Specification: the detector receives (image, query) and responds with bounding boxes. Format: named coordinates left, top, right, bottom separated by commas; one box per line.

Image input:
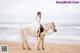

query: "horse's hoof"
left=42, top=48, right=45, bottom=50
left=37, top=48, right=40, bottom=50
left=23, top=47, right=26, bottom=50
left=27, top=47, right=31, bottom=50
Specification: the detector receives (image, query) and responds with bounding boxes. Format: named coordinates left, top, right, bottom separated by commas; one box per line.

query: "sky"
left=0, top=0, right=80, bottom=25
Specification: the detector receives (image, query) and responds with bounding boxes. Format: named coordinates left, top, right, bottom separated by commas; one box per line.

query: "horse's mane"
left=44, top=21, right=53, bottom=27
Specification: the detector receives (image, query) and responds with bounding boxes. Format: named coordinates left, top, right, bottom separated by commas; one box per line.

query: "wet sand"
left=0, top=41, right=80, bottom=53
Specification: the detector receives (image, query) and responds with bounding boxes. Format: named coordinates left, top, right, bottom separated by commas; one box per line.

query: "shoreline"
left=0, top=38, right=80, bottom=46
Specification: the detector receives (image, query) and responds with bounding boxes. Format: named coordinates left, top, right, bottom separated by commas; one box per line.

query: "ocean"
left=0, top=24, right=80, bottom=45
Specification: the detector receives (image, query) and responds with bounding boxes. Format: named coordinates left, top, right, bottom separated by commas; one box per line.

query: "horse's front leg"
left=37, top=37, right=41, bottom=50
left=22, top=41, right=26, bottom=49
left=41, top=34, right=45, bottom=50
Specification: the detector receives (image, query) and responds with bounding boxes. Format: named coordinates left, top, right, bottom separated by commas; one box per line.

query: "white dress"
left=35, top=15, right=41, bottom=33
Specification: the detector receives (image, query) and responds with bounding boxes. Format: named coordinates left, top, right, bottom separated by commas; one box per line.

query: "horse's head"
left=44, top=21, right=57, bottom=33
left=50, top=21, right=57, bottom=32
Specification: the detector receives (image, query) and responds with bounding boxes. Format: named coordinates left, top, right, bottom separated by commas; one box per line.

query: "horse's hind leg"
left=25, top=40, right=31, bottom=50
left=22, top=40, right=31, bottom=50
left=22, top=42, right=26, bottom=49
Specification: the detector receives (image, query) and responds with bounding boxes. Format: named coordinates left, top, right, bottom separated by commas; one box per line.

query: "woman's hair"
left=37, top=12, right=41, bottom=15
left=36, top=12, right=41, bottom=19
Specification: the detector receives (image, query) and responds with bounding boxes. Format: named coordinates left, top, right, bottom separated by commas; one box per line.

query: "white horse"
left=20, top=21, right=57, bottom=50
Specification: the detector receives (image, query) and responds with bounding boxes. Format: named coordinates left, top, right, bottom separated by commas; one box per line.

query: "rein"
left=43, top=28, right=53, bottom=35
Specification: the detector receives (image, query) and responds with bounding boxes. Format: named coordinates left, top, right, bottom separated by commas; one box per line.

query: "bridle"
left=43, top=27, right=53, bottom=35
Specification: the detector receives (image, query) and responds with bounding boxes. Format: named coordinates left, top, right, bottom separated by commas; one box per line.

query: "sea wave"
left=0, top=24, right=80, bottom=42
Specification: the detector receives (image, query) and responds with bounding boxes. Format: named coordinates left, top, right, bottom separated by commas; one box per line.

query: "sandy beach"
left=0, top=41, right=80, bottom=53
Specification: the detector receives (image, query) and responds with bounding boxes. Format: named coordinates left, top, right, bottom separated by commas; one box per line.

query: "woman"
left=35, top=11, right=42, bottom=50
left=35, top=12, right=45, bottom=50
left=36, top=11, right=41, bottom=37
